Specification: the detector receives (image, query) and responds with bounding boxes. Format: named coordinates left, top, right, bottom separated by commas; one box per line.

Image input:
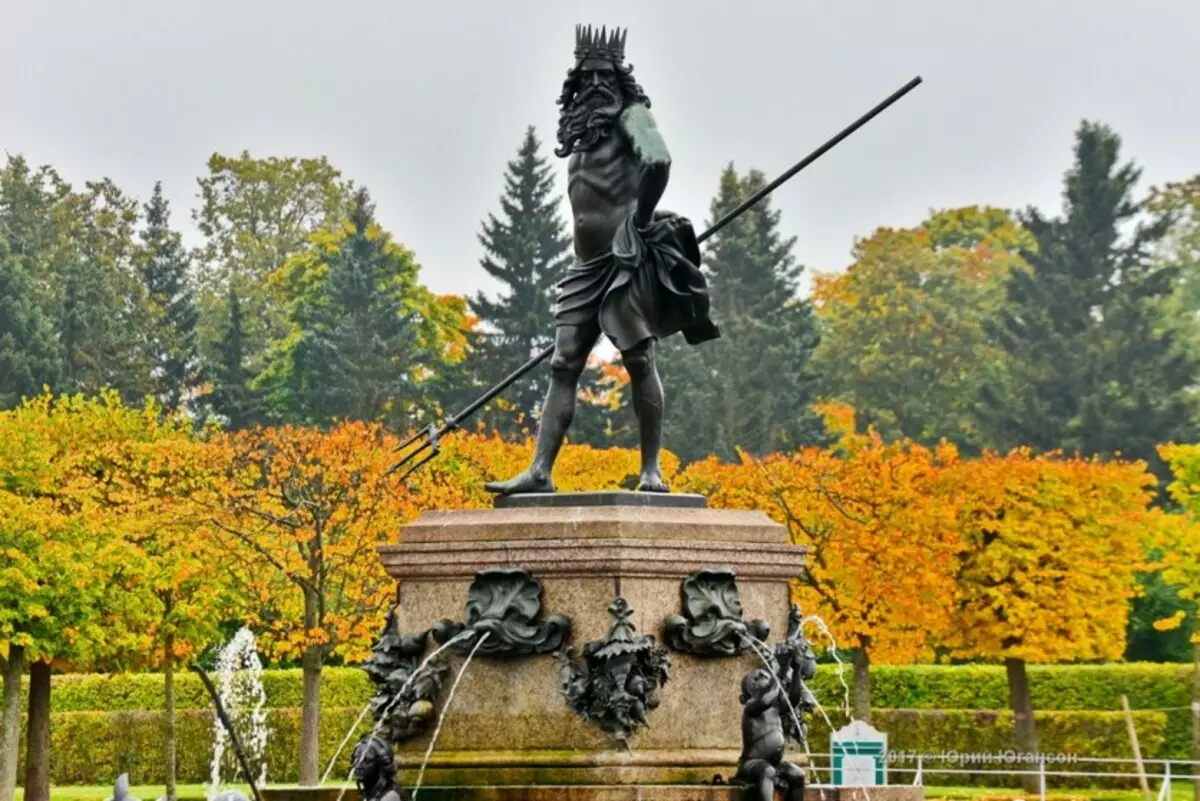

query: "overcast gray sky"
left=2, top=0, right=1198, bottom=299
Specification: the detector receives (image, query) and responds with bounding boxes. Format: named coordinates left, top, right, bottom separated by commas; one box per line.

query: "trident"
left=388, top=75, right=924, bottom=481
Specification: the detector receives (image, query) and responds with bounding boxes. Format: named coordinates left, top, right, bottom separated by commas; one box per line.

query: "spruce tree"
left=978, top=121, right=1197, bottom=467
left=138, top=182, right=200, bottom=412
left=658, top=164, right=828, bottom=463
left=454, top=126, right=573, bottom=437
left=210, top=287, right=262, bottom=429
left=0, top=237, right=59, bottom=408
left=266, top=189, right=426, bottom=425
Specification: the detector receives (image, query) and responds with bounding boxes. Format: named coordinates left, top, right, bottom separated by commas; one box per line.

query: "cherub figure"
left=351, top=734, right=410, bottom=801
left=736, top=668, right=806, bottom=801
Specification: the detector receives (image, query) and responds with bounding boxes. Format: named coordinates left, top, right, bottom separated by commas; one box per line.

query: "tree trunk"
left=851, top=646, right=871, bottom=722
left=23, top=661, right=50, bottom=801
left=1005, top=657, right=1039, bottom=794
left=299, top=587, right=322, bottom=787
left=299, top=647, right=322, bottom=786
left=0, top=645, right=25, bottom=801
left=1191, top=641, right=1199, bottom=801
left=164, top=638, right=177, bottom=801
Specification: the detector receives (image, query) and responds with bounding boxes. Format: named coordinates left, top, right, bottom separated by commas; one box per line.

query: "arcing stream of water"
left=321, top=629, right=475, bottom=786
left=410, top=630, right=492, bottom=801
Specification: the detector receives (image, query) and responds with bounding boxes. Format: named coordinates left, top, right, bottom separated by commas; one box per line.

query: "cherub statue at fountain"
left=351, top=735, right=411, bottom=801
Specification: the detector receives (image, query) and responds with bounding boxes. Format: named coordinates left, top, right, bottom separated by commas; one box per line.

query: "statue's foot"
left=484, top=469, right=555, bottom=495
left=635, top=470, right=669, bottom=493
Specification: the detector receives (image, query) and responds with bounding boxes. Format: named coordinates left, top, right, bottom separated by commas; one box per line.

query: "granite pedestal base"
left=263, top=787, right=925, bottom=801
left=375, top=492, right=810, bottom=788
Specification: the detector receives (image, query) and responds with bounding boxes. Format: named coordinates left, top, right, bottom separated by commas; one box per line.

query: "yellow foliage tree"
left=946, top=448, right=1157, bottom=771
left=677, top=433, right=961, bottom=720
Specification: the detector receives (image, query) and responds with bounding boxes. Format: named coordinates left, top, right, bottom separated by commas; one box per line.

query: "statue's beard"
left=556, top=81, right=623, bottom=157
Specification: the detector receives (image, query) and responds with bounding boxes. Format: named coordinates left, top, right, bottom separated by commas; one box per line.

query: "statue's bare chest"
left=567, top=135, right=640, bottom=212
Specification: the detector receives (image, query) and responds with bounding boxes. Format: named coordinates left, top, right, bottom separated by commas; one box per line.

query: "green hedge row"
left=37, top=662, right=1196, bottom=714
left=806, top=663, right=1193, bottom=712
left=14, top=706, right=373, bottom=785
left=32, top=668, right=375, bottom=713
left=10, top=706, right=1173, bottom=787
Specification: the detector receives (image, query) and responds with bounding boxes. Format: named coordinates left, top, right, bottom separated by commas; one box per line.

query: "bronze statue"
left=735, top=668, right=806, bottom=801
left=351, top=735, right=411, bottom=801
left=383, top=39, right=920, bottom=489
left=485, top=25, right=719, bottom=496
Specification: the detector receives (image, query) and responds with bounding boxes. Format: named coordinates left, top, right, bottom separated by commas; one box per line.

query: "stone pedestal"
left=376, top=492, right=808, bottom=787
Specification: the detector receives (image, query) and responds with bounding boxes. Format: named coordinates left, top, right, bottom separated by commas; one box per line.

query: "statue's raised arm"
left=619, top=103, right=671, bottom=226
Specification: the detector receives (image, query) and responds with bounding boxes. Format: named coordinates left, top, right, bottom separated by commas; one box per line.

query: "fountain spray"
left=191, top=663, right=265, bottom=801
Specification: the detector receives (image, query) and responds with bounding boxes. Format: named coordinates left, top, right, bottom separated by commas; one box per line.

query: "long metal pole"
left=463, top=75, right=923, bottom=397
left=391, top=74, right=923, bottom=466
left=190, top=664, right=264, bottom=801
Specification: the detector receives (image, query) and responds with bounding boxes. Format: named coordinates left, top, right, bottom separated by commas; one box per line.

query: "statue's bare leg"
left=779, top=762, right=806, bottom=801
left=485, top=322, right=600, bottom=495
left=621, top=338, right=668, bottom=492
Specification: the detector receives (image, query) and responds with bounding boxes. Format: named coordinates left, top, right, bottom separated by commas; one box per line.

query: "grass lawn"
left=15, top=784, right=1194, bottom=801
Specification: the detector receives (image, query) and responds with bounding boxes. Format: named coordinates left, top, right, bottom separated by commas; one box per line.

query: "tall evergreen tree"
left=978, top=121, right=1197, bottom=467
left=658, top=164, right=828, bottom=463
left=138, top=182, right=200, bottom=412
left=448, top=126, right=573, bottom=436
left=261, top=189, right=435, bottom=426
left=210, top=287, right=261, bottom=429
left=0, top=237, right=59, bottom=408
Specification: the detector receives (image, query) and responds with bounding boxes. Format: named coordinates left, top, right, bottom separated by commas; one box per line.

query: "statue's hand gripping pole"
left=387, top=75, right=923, bottom=479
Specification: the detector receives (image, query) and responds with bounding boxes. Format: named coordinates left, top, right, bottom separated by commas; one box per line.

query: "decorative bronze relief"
left=431, top=568, right=571, bottom=657
left=556, top=597, right=671, bottom=747
left=663, top=567, right=771, bottom=656
left=361, top=608, right=447, bottom=744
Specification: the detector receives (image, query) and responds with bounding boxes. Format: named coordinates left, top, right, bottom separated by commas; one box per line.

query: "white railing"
left=799, top=751, right=1198, bottom=801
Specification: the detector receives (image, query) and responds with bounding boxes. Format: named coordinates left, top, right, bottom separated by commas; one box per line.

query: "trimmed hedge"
left=38, top=662, right=1195, bottom=714
left=805, top=663, right=1193, bottom=712
left=14, top=706, right=373, bottom=785
left=10, top=705, right=1169, bottom=787
left=18, top=663, right=1195, bottom=785
left=31, top=669, right=374, bottom=713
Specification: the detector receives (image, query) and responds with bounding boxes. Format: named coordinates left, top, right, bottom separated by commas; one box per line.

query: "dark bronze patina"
left=663, top=567, right=771, bottom=657
left=556, top=597, right=671, bottom=747
left=384, top=30, right=922, bottom=491
left=431, top=568, right=571, bottom=657
left=350, top=734, right=411, bottom=801
left=362, top=609, right=447, bottom=744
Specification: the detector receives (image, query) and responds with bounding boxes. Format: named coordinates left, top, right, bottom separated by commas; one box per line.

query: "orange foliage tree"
left=204, top=420, right=413, bottom=785
left=677, top=431, right=961, bottom=721
left=945, top=449, right=1158, bottom=770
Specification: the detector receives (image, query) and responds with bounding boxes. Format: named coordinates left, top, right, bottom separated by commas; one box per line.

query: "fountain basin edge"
left=263, top=787, right=923, bottom=801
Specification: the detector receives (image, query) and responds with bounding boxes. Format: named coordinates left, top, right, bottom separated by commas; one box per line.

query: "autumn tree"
left=1153, top=443, right=1200, bottom=783
left=978, top=122, right=1198, bottom=468
left=946, top=449, right=1156, bottom=787
left=84, top=416, right=233, bottom=800
left=205, top=422, right=415, bottom=785
left=260, top=189, right=469, bottom=426
left=659, top=164, right=826, bottom=463
left=137, top=182, right=201, bottom=413
left=676, top=422, right=961, bottom=720
left=814, top=207, right=1033, bottom=449
left=0, top=392, right=176, bottom=801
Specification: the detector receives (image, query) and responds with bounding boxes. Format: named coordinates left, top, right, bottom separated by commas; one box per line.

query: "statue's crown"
left=574, top=24, right=626, bottom=64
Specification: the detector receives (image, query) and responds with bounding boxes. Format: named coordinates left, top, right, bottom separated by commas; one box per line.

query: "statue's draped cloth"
left=554, top=211, right=720, bottom=351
